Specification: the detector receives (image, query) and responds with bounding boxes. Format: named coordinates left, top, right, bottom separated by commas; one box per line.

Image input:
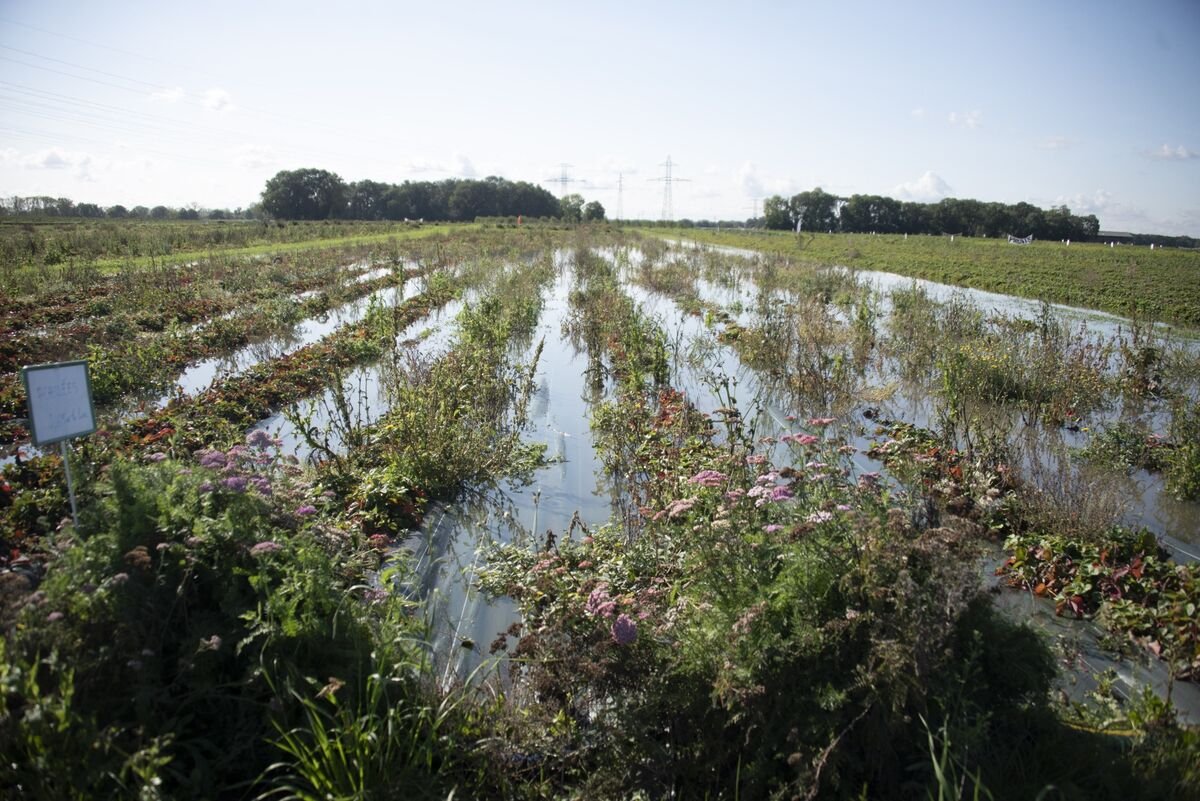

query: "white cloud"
left=736, top=162, right=765, bottom=197
left=233, top=145, right=276, bottom=170
left=1038, top=136, right=1074, bottom=150
left=910, top=107, right=925, bottom=119
left=453, top=154, right=477, bottom=178
left=150, top=86, right=185, bottom=103
left=16, top=148, right=98, bottom=181
left=1055, top=190, right=1116, bottom=216
left=893, top=171, right=953, bottom=201
left=203, top=88, right=234, bottom=113
left=1055, top=190, right=1154, bottom=231
left=403, top=158, right=441, bottom=174
left=1147, top=143, right=1197, bottom=161
left=734, top=161, right=794, bottom=199
left=947, top=110, right=982, bottom=129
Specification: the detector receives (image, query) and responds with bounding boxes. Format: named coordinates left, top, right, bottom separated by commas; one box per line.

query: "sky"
left=1, top=0, right=1198, bottom=234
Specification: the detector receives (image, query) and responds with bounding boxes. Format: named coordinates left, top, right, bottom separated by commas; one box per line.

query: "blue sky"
left=1, top=0, right=1197, bottom=233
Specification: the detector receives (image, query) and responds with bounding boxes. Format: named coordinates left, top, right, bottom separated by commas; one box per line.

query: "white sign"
left=21, top=360, right=97, bottom=446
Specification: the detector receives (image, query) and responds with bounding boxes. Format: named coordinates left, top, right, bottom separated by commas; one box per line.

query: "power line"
left=543, top=163, right=581, bottom=197
left=648, top=155, right=689, bottom=221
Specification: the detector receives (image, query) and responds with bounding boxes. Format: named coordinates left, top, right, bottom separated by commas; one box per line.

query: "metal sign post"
left=20, top=360, right=97, bottom=529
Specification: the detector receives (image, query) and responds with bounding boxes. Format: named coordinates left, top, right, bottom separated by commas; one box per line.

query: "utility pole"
left=649, top=156, right=689, bottom=221
left=745, top=197, right=761, bottom=227
left=616, top=172, right=624, bottom=221
left=544, top=163, right=581, bottom=197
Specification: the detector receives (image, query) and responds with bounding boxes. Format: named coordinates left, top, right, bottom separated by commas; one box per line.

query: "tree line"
left=763, top=187, right=1102, bottom=241
left=1, top=196, right=255, bottom=220
left=260, top=168, right=602, bottom=222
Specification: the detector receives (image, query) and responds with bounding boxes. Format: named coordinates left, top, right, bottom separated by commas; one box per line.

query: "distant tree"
left=346, top=180, right=390, bottom=220
left=790, top=187, right=839, bottom=232
left=75, top=202, right=105, bottom=218
left=449, top=179, right=500, bottom=221
left=206, top=208, right=231, bottom=220
left=130, top=206, right=150, bottom=219
left=560, top=193, right=585, bottom=223
left=583, top=200, right=606, bottom=222
left=106, top=205, right=129, bottom=219
left=261, top=168, right=348, bottom=220
left=150, top=205, right=171, bottom=219
left=763, top=195, right=794, bottom=230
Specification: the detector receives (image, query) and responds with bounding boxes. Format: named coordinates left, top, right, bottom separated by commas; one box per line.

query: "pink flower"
left=764, top=524, right=783, bottom=533
left=611, top=614, right=638, bottom=645
left=197, top=450, right=226, bottom=469
left=664, top=497, right=697, bottom=519
left=250, top=541, right=282, bottom=556
left=586, top=587, right=617, bottom=618
left=246, top=429, right=275, bottom=449
left=296, top=505, right=318, bottom=516
left=808, top=417, right=836, bottom=427
left=688, top=469, right=728, bottom=487
left=786, top=433, right=820, bottom=446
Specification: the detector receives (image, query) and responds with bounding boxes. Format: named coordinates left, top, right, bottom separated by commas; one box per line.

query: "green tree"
left=346, top=180, right=390, bottom=220
left=559, top=193, right=584, bottom=223
left=583, top=200, right=606, bottom=222
left=261, top=168, right=348, bottom=220
left=763, top=195, right=794, bottom=230
left=106, top=205, right=129, bottom=219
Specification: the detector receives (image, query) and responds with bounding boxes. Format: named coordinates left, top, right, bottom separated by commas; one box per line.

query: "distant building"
left=1096, top=230, right=1134, bottom=243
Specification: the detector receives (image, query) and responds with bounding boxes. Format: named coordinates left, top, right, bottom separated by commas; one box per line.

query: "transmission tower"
left=544, top=163, right=581, bottom=197
left=648, top=156, right=689, bottom=221
left=745, top=197, right=761, bottom=227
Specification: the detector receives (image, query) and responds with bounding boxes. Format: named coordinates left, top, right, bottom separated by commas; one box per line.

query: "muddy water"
left=654, top=239, right=1200, bottom=720
left=395, top=253, right=621, bottom=684
left=244, top=240, right=1200, bottom=714
left=161, top=280, right=423, bottom=406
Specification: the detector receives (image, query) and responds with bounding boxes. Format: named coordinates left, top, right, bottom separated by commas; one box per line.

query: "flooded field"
left=3, top=227, right=1197, bottom=799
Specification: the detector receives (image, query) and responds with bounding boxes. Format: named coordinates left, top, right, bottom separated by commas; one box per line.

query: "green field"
left=665, top=228, right=1200, bottom=329
left=2, top=225, right=1198, bottom=800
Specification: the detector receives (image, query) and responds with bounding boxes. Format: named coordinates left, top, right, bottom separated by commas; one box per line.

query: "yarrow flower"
left=249, top=476, right=272, bottom=495
left=222, top=476, right=248, bottom=493
left=586, top=586, right=618, bottom=618
left=250, top=541, right=282, bottom=556
left=611, top=613, right=638, bottom=645
left=808, top=417, right=836, bottom=427
left=783, top=433, right=821, bottom=447
left=655, top=497, right=696, bottom=520
left=806, top=510, right=834, bottom=524
left=296, top=505, right=318, bottom=516
left=688, top=469, right=728, bottom=487
left=198, top=481, right=215, bottom=494
left=146, top=452, right=167, bottom=462
left=246, top=429, right=274, bottom=449
left=764, top=524, right=783, bottom=534
left=197, top=450, right=226, bottom=469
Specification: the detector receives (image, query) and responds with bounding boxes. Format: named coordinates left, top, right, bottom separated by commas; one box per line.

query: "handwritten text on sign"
left=21, top=360, right=97, bottom=446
